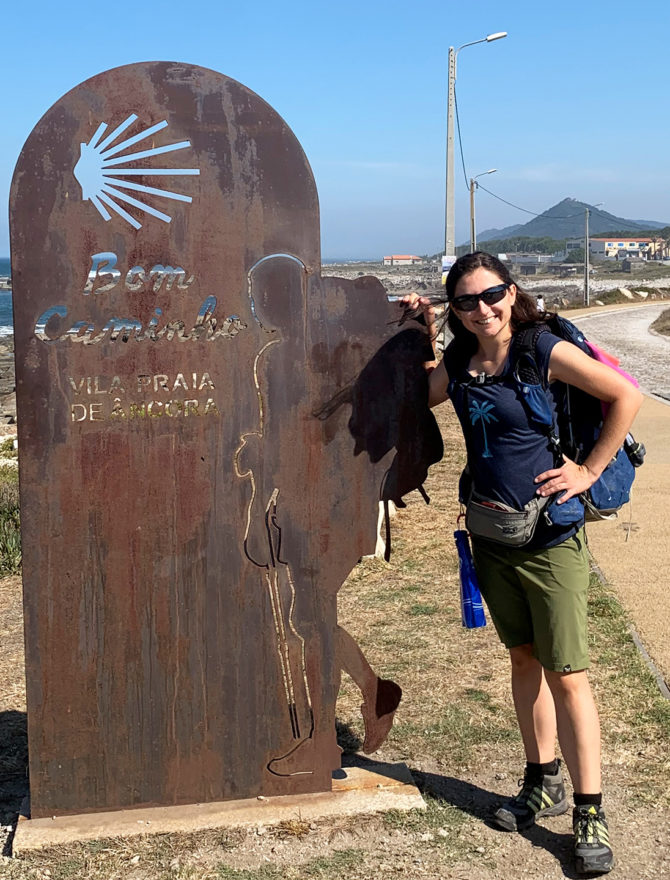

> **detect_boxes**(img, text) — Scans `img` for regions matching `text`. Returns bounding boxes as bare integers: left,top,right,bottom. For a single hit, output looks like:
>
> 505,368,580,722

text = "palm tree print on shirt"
469,399,498,458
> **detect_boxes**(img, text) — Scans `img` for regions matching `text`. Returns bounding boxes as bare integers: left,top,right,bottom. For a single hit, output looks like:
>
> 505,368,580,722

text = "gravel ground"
571,303,670,401
523,274,670,294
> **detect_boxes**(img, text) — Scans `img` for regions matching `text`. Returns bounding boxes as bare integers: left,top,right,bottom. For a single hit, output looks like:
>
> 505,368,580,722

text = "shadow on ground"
413,769,582,879
335,719,364,755
0,709,28,855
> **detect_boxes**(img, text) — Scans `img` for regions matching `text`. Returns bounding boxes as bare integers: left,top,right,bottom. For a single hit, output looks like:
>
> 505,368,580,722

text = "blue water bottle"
454,529,486,629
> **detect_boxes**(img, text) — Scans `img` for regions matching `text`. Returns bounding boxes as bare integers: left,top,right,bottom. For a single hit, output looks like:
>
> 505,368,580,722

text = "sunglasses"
450,283,509,312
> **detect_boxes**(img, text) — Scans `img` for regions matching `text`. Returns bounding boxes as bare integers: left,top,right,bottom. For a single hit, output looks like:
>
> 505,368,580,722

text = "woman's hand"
534,455,598,503
398,293,448,403
399,292,438,342
400,291,437,317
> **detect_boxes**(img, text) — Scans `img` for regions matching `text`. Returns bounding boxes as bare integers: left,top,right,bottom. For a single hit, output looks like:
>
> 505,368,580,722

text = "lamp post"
584,207,590,307
469,168,497,253
584,202,603,307
445,31,507,259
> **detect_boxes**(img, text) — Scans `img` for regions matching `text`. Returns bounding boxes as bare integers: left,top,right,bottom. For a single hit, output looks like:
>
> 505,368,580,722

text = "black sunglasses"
450,283,509,312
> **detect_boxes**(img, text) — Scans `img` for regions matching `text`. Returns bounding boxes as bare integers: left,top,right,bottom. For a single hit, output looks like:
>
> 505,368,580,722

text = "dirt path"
566,303,670,689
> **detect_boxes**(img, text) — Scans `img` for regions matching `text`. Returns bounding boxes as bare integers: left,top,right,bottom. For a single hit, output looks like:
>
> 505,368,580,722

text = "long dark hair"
445,252,545,353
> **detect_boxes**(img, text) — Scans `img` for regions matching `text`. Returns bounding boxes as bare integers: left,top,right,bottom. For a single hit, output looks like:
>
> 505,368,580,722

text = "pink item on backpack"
584,340,639,387
584,340,639,418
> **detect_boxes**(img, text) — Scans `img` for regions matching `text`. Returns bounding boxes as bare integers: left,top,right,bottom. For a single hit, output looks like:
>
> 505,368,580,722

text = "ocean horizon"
0,257,12,338
0,255,387,339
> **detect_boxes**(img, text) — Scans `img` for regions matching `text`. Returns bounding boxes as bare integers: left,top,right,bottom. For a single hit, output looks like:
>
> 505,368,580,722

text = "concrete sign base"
13,762,425,854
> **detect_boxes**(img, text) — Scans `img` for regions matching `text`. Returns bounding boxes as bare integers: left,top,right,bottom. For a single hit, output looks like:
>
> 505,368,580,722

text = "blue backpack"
509,315,643,520
446,315,644,522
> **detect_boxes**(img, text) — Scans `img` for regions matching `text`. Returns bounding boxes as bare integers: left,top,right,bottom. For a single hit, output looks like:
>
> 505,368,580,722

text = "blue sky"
2,0,669,260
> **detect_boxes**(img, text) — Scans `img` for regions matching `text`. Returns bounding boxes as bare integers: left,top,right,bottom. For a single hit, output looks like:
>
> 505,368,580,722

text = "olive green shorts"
471,529,590,673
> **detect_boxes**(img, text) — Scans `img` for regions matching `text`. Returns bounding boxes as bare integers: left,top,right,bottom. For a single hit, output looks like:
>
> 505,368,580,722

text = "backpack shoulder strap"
509,322,564,466
509,322,551,388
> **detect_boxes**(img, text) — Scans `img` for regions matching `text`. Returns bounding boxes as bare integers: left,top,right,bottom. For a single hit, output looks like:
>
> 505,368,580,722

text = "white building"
566,237,655,260
382,255,423,266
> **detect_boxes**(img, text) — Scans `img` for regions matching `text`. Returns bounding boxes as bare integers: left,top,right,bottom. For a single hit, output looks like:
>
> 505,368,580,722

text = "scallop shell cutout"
73,113,200,229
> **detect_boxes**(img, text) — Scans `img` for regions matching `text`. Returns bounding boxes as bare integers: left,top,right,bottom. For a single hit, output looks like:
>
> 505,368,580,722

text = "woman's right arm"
428,359,449,408
400,293,450,408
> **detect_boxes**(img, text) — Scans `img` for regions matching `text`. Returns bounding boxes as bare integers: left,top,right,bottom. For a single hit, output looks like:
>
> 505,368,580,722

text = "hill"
477,198,668,244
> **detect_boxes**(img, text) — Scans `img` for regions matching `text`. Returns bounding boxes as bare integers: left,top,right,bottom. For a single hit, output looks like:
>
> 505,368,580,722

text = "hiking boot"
573,804,613,874
493,760,568,831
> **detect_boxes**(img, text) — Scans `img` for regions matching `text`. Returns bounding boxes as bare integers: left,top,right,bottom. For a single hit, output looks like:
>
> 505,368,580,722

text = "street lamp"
445,31,507,259
584,202,603,307
470,168,497,252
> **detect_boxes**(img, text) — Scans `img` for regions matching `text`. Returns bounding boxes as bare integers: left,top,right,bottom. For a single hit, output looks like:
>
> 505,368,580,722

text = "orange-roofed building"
382,255,423,266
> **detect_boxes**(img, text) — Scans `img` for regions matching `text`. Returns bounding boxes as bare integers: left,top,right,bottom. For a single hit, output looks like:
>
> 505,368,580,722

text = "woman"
404,252,641,876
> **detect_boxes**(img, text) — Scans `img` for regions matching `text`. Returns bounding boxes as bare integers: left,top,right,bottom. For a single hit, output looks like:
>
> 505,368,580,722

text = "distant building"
499,253,553,265
565,239,585,257
566,236,663,260
382,255,423,266
621,257,648,273
498,252,553,275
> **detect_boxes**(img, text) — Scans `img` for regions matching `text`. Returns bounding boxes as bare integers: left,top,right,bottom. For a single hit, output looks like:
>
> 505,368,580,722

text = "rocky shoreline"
0,336,15,432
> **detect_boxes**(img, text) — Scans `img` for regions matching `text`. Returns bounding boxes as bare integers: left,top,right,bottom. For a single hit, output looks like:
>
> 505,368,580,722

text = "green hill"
476,198,668,244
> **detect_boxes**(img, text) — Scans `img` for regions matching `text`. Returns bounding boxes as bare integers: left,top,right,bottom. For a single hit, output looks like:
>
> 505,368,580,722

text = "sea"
0,258,12,337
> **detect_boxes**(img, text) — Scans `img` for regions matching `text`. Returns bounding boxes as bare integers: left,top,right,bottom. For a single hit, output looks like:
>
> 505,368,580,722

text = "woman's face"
452,267,517,342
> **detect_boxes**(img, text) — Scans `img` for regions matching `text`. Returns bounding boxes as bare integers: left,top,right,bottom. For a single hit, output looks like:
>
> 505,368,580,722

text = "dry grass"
1,405,669,878
336,412,521,772
336,408,670,788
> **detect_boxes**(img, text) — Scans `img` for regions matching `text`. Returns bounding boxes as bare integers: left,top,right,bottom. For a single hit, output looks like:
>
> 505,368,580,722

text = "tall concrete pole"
445,47,456,258
469,178,476,253
444,33,507,260
584,207,590,306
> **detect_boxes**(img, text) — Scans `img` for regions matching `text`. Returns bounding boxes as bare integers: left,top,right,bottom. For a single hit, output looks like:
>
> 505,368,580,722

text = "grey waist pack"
465,491,549,547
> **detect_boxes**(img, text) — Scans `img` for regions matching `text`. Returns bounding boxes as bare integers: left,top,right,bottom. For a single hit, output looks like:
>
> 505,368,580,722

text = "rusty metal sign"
10,62,432,818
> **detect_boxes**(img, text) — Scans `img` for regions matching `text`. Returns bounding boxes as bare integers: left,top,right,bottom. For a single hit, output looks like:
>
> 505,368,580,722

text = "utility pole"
444,32,507,261
469,177,476,253
469,169,496,253
584,207,590,307
445,47,456,258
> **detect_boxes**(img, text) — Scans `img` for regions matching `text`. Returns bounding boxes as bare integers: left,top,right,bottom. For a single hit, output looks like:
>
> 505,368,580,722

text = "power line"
587,207,651,231
475,184,544,217
476,184,587,220
476,185,656,232
450,85,657,235
453,88,469,188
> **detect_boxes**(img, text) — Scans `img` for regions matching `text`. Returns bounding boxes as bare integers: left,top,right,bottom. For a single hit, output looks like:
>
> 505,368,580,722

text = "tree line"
426,227,670,260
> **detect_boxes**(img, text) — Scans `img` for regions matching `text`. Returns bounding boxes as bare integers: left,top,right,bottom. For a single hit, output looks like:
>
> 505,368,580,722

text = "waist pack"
460,467,583,547
465,490,549,547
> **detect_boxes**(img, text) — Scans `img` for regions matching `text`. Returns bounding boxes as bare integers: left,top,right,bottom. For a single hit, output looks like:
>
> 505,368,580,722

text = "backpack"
315,327,443,561
446,314,644,522
346,327,444,560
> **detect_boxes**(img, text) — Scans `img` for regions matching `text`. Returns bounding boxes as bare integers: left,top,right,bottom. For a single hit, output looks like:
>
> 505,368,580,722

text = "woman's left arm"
535,340,643,502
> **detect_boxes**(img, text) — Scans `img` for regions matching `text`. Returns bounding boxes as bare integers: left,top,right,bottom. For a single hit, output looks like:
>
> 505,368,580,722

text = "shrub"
0,480,21,574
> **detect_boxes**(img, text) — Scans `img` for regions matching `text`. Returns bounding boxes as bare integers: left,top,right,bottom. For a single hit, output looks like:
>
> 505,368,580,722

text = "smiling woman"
398,250,643,876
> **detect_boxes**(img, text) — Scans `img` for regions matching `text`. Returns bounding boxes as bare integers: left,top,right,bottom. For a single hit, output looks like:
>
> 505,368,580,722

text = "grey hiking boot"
493,760,568,831
573,804,613,874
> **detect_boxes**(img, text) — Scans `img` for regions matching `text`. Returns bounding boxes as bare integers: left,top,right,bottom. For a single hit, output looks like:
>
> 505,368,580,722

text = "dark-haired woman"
404,252,641,875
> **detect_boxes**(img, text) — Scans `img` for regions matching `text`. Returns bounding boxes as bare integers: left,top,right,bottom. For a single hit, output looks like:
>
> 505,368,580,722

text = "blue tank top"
447,332,581,549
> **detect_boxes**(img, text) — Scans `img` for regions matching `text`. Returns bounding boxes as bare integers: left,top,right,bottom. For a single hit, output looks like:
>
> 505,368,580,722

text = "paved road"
566,303,670,689
572,303,670,402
